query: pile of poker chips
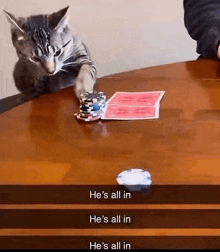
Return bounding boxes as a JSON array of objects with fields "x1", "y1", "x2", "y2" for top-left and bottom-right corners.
[{"x1": 74, "y1": 91, "x2": 106, "y2": 122}]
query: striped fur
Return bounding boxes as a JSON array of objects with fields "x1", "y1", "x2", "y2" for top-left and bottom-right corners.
[{"x1": 4, "y1": 7, "x2": 97, "y2": 99}]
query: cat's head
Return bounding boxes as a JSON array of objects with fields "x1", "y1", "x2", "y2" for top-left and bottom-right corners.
[{"x1": 4, "y1": 6, "x2": 73, "y2": 75}]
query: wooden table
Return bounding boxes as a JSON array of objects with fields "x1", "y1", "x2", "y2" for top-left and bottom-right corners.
[{"x1": 1, "y1": 59, "x2": 220, "y2": 249}]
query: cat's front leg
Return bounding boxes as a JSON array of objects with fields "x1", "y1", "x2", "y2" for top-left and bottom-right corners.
[{"x1": 74, "y1": 64, "x2": 96, "y2": 99}]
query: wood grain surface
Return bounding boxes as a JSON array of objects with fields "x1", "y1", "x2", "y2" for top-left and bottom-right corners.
[{"x1": 1, "y1": 59, "x2": 220, "y2": 248}]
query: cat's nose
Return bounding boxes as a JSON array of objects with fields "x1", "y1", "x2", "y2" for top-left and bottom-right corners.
[
  {"x1": 44, "y1": 67, "x2": 56, "y2": 75},
  {"x1": 43, "y1": 60, "x2": 56, "y2": 75},
  {"x1": 47, "y1": 69, "x2": 55, "y2": 74}
]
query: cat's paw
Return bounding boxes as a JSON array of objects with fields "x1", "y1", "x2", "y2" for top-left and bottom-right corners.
[{"x1": 74, "y1": 79, "x2": 94, "y2": 100}]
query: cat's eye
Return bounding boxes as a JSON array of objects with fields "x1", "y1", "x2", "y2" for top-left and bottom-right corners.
[
  {"x1": 31, "y1": 56, "x2": 41, "y2": 62},
  {"x1": 63, "y1": 40, "x2": 71, "y2": 48},
  {"x1": 54, "y1": 49, "x2": 61, "y2": 57}
]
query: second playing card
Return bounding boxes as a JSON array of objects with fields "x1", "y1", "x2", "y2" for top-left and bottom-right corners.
[{"x1": 101, "y1": 105, "x2": 159, "y2": 120}]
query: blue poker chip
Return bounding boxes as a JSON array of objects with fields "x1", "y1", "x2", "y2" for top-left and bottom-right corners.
[
  {"x1": 116, "y1": 168, "x2": 152, "y2": 192},
  {"x1": 80, "y1": 103, "x2": 103, "y2": 112},
  {"x1": 80, "y1": 100, "x2": 106, "y2": 108}
]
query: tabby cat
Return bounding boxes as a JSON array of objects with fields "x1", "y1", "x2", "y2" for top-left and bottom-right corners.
[{"x1": 4, "y1": 6, "x2": 96, "y2": 100}]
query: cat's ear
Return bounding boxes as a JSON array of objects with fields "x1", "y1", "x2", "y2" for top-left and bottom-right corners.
[
  {"x1": 3, "y1": 10, "x2": 25, "y2": 34},
  {"x1": 49, "y1": 6, "x2": 70, "y2": 30}
]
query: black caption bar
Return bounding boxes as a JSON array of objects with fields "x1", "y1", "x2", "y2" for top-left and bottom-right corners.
[
  {"x1": 1, "y1": 236, "x2": 220, "y2": 249},
  {"x1": 1, "y1": 209, "x2": 220, "y2": 228},
  {"x1": 1, "y1": 185, "x2": 220, "y2": 204}
]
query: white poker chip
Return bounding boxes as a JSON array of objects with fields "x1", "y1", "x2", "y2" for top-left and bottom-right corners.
[{"x1": 116, "y1": 168, "x2": 152, "y2": 191}]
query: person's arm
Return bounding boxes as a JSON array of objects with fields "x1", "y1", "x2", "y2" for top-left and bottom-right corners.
[{"x1": 184, "y1": 0, "x2": 220, "y2": 58}]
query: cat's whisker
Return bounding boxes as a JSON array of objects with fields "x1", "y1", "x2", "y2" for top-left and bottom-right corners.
[
  {"x1": 63, "y1": 62, "x2": 79, "y2": 66},
  {"x1": 60, "y1": 69, "x2": 69, "y2": 72}
]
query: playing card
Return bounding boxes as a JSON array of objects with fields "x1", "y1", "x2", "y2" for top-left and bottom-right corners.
[
  {"x1": 107, "y1": 91, "x2": 165, "y2": 106},
  {"x1": 101, "y1": 105, "x2": 159, "y2": 120}
]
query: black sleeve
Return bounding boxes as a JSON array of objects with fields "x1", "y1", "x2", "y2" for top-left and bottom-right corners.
[{"x1": 184, "y1": 0, "x2": 220, "y2": 57}]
